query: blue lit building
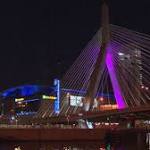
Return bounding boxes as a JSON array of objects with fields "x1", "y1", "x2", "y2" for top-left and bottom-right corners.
[
  {"x1": 0, "y1": 85, "x2": 54, "y2": 116},
  {"x1": 0, "y1": 83, "x2": 115, "y2": 117}
]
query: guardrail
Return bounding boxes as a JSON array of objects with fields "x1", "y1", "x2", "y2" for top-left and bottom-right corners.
[{"x1": 0, "y1": 124, "x2": 150, "y2": 130}]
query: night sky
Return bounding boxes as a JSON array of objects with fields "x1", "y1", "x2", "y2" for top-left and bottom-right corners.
[{"x1": 0, "y1": 0, "x2": 150, "y2": 90}]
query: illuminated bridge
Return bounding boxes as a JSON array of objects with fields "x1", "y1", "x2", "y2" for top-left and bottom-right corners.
[
  {"x1": 0, "y1": 1, "x2": 150, "y2": 127},
  {"x1": 36, "y1": 1, "x2": 150, "y2": 121}
]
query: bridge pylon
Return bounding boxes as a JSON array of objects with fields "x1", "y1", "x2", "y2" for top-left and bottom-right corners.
[
  {"x1": 84, "y1": 0, "x2": 110, "y2": 111},
  {"x1": 84, "y1": 0, "x2": 126, "y2": 111}
]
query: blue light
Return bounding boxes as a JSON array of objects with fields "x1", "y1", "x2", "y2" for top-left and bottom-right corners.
[
  {"x1": 21, "y1": 85, "x2": 39, "y2": 96},
  {"x1": 1, "y1": 85, "x2": 42, "y2": 98},
  {"x1": 54, "y1": 79, "x2": 60, "y2": 114},
  {"x1": 62, "y1": 88, "x2": 114, "y2": 99},
  {"x1": 61, "y1": 88, "x2": 86, "y2": 94},
  {"x1": 16, "y1": 111, "x2": 37, "y2": 116},
  {"x1": 2, "y1": 88, "x2": 16, "y2": 97}
]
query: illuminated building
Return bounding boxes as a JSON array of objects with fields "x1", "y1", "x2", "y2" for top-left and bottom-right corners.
[
  {"x1": 117, "y1": 47, "x2": 143, "y2": 105},
  {"x1": 0, "y1": 82, "x2": 116, "y2": 117},
  {"x1": 0, "y1": 85, "x2": 54, "y2": 116},
  {"x1": 118, "y1": 48, "x2": 143, "y2": 86},
  {"x1": 67, "y1": 93, "x2": 116, "y2": 111}
]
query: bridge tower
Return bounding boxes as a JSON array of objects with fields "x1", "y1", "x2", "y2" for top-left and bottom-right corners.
[
  {"x1": 84, "y1": 0, "x2": 110, "y2": 111},
  {"x1": 84, "y1": 0, "x2": 126, "y2": 111}
]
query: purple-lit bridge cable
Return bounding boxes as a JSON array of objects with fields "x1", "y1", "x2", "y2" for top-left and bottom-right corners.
[{"x1": 106, "y1": 44, "x2": 126, "y2": 109}]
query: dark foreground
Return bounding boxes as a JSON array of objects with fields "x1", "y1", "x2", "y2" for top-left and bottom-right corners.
[
  {"x1": 0, "y1": 128, "x2": 149, "y2": 150},
  {"x1": 0, "y1": 139, "x2": 149, "y2": 150}
]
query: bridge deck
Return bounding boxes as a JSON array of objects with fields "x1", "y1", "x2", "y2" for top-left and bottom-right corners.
[{"x1": 17, "y1": 106, "x2": 150, "y2": 124}]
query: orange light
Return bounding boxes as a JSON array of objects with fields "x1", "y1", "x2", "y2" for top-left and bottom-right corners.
[{"x1": 100, "y1": 104, "x2": 118, "y2": 110}]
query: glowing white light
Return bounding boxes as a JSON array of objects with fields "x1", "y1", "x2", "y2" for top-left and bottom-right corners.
[
  {"x1": 100, "y1": 97, "x2": 104, "y2": 102},
  {"x1": 118, "y1": 52, "x2": 124, "y2": 56},
  {"x1": 105, "y1": 123, "x2": 109, "y2": 126},
  {"x1": 141, "y1": 85, "x2": 145, "y2": 89},
  {"x1": 145, "y1": 87, "x2": 149, "y2": 90},
  {"x1": 14, "y1": 146, "x2": 21, "y2": 150},
  {"x1": 66, "y1": 93, "x2": 70, "y2": 98},
  {"x1": 70, "y1": 95, "x2": 83, "y2": 107},
  {"x1": 11, "y1": 116, "x2": 15, "y2": 120}
]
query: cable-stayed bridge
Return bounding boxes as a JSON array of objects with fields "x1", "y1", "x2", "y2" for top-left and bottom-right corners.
[
  {"x1": 34, "y1": 25, "x2": 150, "y2": 123},
  {"x1": 14, "y1": 1, "x2": 149, "y2": 126},
  {"x1": 34, "y1": 1, "x2": 150, "y2": 123},
  {"x1": 0, "y1": 2, "x2": 150, "y2": 146}
]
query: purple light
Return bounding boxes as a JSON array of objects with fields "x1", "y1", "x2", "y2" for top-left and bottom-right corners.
[{"x1": 106, "y1": 45, "x2": 126, "y2": 109}]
